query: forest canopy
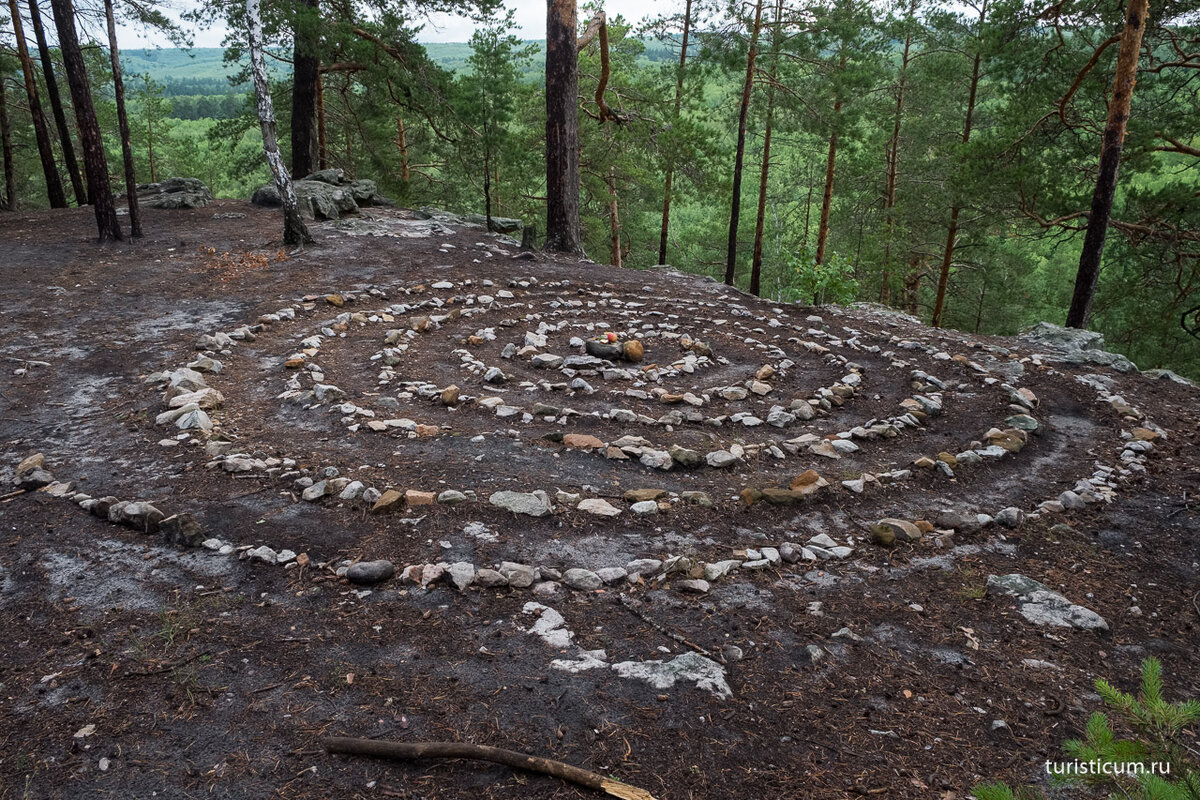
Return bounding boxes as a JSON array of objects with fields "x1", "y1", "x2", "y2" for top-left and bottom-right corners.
[{"x1": 1, "y1": 0, "x2": 1198, "y2": 378}]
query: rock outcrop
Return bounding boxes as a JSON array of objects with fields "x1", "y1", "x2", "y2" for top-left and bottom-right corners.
[{"x1": 251, "y1": 168, "x2": 391, "y2": 221}]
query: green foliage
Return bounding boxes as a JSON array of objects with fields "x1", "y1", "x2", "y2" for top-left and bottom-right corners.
[
  {"x1": 974, "y1": 658, "x2": 1200, "y2": 800},
  {"x1": 781, "y1": 250, "x2": 861, "y2": 305}
]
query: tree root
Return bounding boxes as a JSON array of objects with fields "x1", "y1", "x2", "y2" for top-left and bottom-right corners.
[{"x1": 321, "y1": 737, "x2": 657, "y2": 800}]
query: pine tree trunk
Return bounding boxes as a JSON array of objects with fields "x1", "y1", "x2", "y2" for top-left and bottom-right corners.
[
  {"x1": 1066, "y1": 0, "x2": 1149, "y2": 329},
  {"x1": 247, "y1": 0, "x2": 311, "y2": 246},
  {"x1": 483, "y1": 121, "x2": 493, "y2": 231},
  {"x1": 147, "y1": 101, "x2": 156, "y2": 182},
  {"x1": 605, "y1": 127, "x2": 621, "y2": 267},
  {"x1": 657, "y1": 0, "x2": 692, "y2": 265},
  {"x1": 291, "y1": 0, "x2": 320, "y2": 178},
  {"x1": 0, "y1": 76, "x2": 14, "y2": 210},
  {"x1": 396, "y1": 117, "x2": 410, "y2": 182},
  {"x1": 814, "y1": 97, "x2": 843, "y2": 269},
  {"x1": 750, "y1": 0, "x2": 782, "y2": 298},
  {"x1": 724, "y1": 0, "x2": 764, "y2": 286},
  {"x1": 104, "y1": 0, "x2": 140, "y2": 237},
  {"x1": 28, "y1": 0, "x2": 85, "y2": 205},
  {"x1": 544, "y1": 0, "x2": 583, "y2": 254},
  {"x1": 49, "y1": 0, "x2": 122, "y2": 240},
  {"x1": 880, "y1": 0, "x2": 915, "y2": 305},
  {"x1": 9, "y1": 0, "x2": 66, "y2": 208},
  {"x1": 316, "y1": 71, "x2": 327, "y2": 170},
  {"x1": 931, "y1": 48, "x2": 981, "y2": 328}
]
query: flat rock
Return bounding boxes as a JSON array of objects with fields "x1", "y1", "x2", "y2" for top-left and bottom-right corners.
[
  {"x1": 986, "y1": 573, "x2": 1108, "y2": 631},
  {"x1": 346, "y1": 560, "x2": 395, "y2": 585},
  {"x1": 489, "y1": 490, "x2": 552, "y2": 517},
  {"x1": 577, "y1": 498, "x2": 622, "y2": 517}
]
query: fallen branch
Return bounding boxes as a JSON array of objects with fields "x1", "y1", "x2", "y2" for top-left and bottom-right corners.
[{"x1": 321, "y1": 738, "x2": 656, "y2": 800}]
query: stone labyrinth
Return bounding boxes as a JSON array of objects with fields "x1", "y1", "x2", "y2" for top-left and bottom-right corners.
[{"x1": 30, "y1": 233, "x2": 1168, "y2": 697}]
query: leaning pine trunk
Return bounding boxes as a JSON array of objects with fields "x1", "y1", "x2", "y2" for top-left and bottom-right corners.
[
  {"x1": 8, "y1": 0, "x2": 66, "y2": 208},
  {"x1": 1065, "y1": 0, "x2": 1150, "y2": 329},
  {"x1": 724, "y1": 0, "x2": 764, "y2": 286},
  {"x1": 104, "y1": 0, "x2": 141, "y2": 237},
  {"x1": 49, "y1": 0, "x2": 122, "y2": 241},
  {"x1": 246, "y1": 0, "x2": 312, "y2": 246}
]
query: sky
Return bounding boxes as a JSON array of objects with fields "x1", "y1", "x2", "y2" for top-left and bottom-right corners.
[{"x1": 118, "y1": 0, "x2": 677, "y2": 49}]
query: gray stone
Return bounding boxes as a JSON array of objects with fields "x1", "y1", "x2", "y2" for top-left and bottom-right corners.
[
  {"x1": 347, "y1": 560, "x2": 396, "y2": 585},
  {"x1": 610, "y1": 652, "x2": 731, "y2": 699},
  {"x1": 564, "y1": 568, "x2": 603, "y2": 591},
  {"x1": 676, "y1": 579, "x2": 710, "y2": 594},
  {"x1": 474, "y1": 568, "x2": 508, "y2": 588},
  {"x1": 706, "y1": 450, "x2": 737, "y2": 468},
  {"x1": 596, "y1": 567, "x2": 628, "y2": 584},
  {"x1": 499, "y1": 561, "x2": 536, "y2": 588},
  {"x1": 577, "y1": 498, "x2": 622, "y2": 517},
  {"x1": 995, "y1": 507, "x2": 1025, "y2": 529},
  {"x1": 986, "y1": 573, "x2": 1108, "y2": 631},
  {"x1": 630, "y1": 500, "x2": 658, "y2": 515},
  {"x1": 625, "y1": 558, "x2": 663, "y2": 575},
  {"x1": 489, "y1": 489, "x2": 552, "y2": 517},
  {"x1": 108, "y1": 500, "x2": 165, "y2": 533},
  {"x1": 302, "y1": 480, "x2": 328, "y2": 502},
  {"x1": 160, "y1": 513, "x2": 204, "y2": 547},
  {"x1": 448, "y1": 562, "x2": 475, "y2": 591}
]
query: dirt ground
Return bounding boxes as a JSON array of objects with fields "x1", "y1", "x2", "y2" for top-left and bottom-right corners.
[{"x1": 0, "y1": 201, "x2": 1198, "y2": 800}]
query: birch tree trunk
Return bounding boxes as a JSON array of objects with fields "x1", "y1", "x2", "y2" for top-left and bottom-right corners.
[
  {"x1": 657, "y1": 0, "x2": 693, "y2": 265},
  {"x1": 104, "y1": 0, "x2": 141, "y2": 237},
  {"x1": 9, "y1": 0, "x2": 66, "y2": 208},
  {"x1": 724, "y1": 0, "x2": 764, "y2": 286},
  {"x1": 28, "y1": 0, "x2": 85, "y2": 205},
  {"x1": 49, "y1": 0, "x2": 122, "y2": 241},
  {"x1": 1065, "y1": 0, "x2": 1149, "y2": 329},
  {"x1": 247, "y1": 0, "x2": 312, "y2": 246}
]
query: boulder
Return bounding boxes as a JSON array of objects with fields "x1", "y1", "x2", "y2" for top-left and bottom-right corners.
[{"x1": 135, "y1": 177, "x2": 214, "y2": 209}]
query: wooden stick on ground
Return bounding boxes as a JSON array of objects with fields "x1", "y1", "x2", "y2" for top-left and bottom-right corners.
[{"x1": 321, "y1": 737, "x2": 657, "y2": 800}]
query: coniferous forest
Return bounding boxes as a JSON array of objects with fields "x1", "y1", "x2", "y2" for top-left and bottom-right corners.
[{"x1": 2, "y1": 0, "x2": 1198, "y2": 378}]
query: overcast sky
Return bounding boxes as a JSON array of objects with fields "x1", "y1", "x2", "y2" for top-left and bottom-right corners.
[{"x1": 119, "y1": 0, "x2": 678, "y2": 49}]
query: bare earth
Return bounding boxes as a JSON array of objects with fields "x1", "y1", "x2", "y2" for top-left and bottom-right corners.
[{"x1": 0, "y1": 201, "x2": 1197, "y2": 800}]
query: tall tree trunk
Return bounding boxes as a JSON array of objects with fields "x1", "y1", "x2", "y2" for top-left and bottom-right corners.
[
  {"x1": 1065, "y1": 0, "x2": 1149, "y2": 329},
  {"x1": 605, "y1": 127, "x2": 621, "y2": 267},
  {"x1": 750, "y1": 0, "x2": 783, "y2": 297},
  {"x1": 814, "y1": 97, "x2": 843, "y2": 270},
  {"x1": 316, "y1": 71, "x2": 327, "y2": 170},
  {"x1": 544, "y1": 0, "x2": 583, "y2": 254},
  {"x1": 9, "y1": 0, "x2": 66, "y2": 208},
  {"x1": 247, "y1": 0, "x2": 311, "y2": 246},
  {"x1": 396, "y1": 117, "x2": 410, "y2": 182},
  {"x1": 932, "y1": 7, "x2": 985, "y2": 328},
  {"x1": 0, "y1": 77, "x2": 14, "y2": 210},
  {"x1": 104, "y1": 0, "x2": 140, "y2": 237},
  {"x1": 28, "y1": 0, "x2": 84, "y2": 204},
  {"x1": 291, "y1": 0, "x2": 320, "y2": 177},
  {"x1": 146, "y1": 91, "x2": 156, "y2": 182},
  {"x1": 49, "y1": 0, "x2": 121, "y2": 240},
  {"x1": 880, "y1": 0, "x2": 916, "y2": 304},
  {"x1": 483, "y1": 120, "x2": 493, "y2": 231},
  {"x1": 724, "y1": 0, "x2": 764, "y2": 286},
  {"x1": 657, "y1": 0, "x2": 693, "y2": 265}
]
